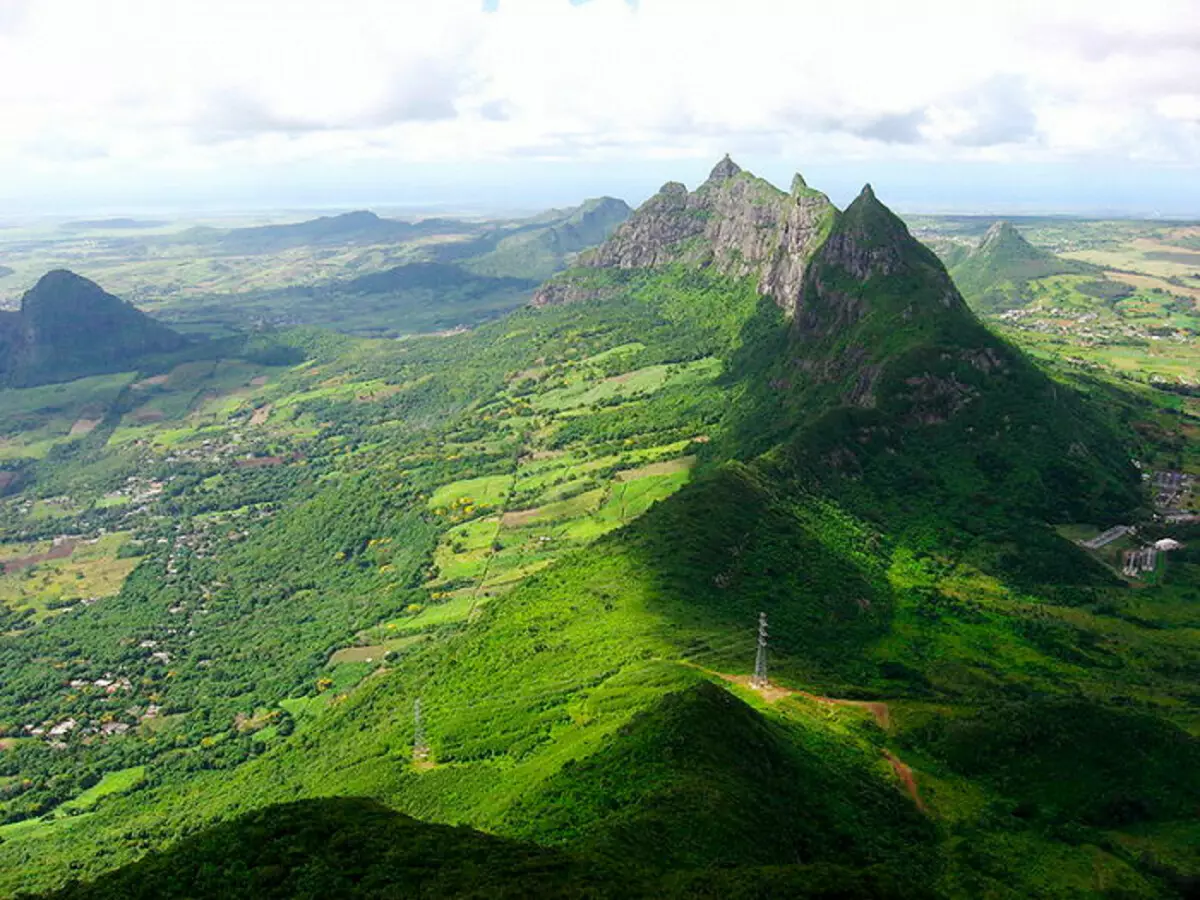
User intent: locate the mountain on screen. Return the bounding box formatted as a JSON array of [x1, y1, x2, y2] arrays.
[[343, 261, 535, 296], [0, 265, 14, 279], [733, 187, 1141, 535], [462, 196, 633, 280], [532, 156, 836, 309], [0, 270, 186, 387], [4, 161, 1189, 900], [173, 211, 464, 254], [949, 220, 1092, 312], [59, 218, 169, 232]]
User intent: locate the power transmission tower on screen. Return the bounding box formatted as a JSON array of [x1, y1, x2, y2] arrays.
[[412, 698, 430, 763], [751, 612, 768, 688]]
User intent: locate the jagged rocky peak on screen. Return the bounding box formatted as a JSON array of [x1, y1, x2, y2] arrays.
[[795, 184, 968, 338], [533, 157, 836, 311], [814, 184, 921, 279], [703, 153, 743, 185]]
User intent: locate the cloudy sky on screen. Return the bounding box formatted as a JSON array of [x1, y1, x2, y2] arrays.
[[0, 0, 1198, 216]]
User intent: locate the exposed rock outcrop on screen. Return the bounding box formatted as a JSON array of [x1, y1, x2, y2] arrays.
[[532, 156, 836, 313], [794, 185, 968, 341]]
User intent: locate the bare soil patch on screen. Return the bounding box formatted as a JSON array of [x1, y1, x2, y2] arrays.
[[249, 375, 269, 387], [884, 751, 926, 812], [69, 418, 101, 436], [249, 404, 272, 426], [131, 374, 168, 390], [615, 456, 695, 482], [131, 407, 165, 424], [708, 668, 923, 810], [234, 455, 286, 469], [501, 507, 542, 527], [329, 645, 387, 664], [2, 539, 77, 575]]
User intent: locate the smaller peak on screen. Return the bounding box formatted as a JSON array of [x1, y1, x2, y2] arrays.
[[705, 154, 742, 184], [790, 173, 810, 194], [978, 221, 1031, 251], [29, 269, 103, 296], [983, 220, 1019, 239], [858, 183, 877, 202], [330, 210, 380, 223], [655, 181, 689, 198]]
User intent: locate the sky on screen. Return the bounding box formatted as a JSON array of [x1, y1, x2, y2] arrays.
[[0, 0, 1198, 218]]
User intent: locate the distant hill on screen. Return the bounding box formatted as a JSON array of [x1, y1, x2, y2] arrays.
[[60, 218, 169, 231], [0, 265, 13, 279], [343, 261, 535, 296], [949, 221, 1093, 312], [0, 270, 186, 387], [172, 211, 466, 254], [465, 196, 633, 280]]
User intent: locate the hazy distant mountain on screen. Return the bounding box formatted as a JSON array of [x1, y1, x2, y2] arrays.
[[60, 218, 170, 231], [0, 270, 186, 386], [0, 265, 13, 279], [172, 211, 466, 254], [464, 196, 633, 280]]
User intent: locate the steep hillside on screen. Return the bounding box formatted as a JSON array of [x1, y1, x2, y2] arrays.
[[731, 188, 1141, 535], [0, 270, 186, 387], [466, 197, 632, 280], [950, 221, 1092, 312], [39, 798, 621, 900]]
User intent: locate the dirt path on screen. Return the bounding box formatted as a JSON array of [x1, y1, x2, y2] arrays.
[[884, 750, 926, 812], [703, 668, 924, 812]]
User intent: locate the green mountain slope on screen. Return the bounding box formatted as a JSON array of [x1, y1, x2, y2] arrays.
[[465, 197, 632, 280], [2, 161, 1195, 900], [0, 270, 186, 387], [950, 221, 1092, 312], [733, 188, 1142, 537], [38, 798, 618, 900]]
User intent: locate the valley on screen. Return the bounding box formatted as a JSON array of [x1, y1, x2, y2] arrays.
[[0, 161, 1197, 899]]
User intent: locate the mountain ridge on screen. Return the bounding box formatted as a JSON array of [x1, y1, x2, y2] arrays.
[[532, 156, 836, 311]]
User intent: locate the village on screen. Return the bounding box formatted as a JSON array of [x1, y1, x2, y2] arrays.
[[1075, 468, 1193, 579]]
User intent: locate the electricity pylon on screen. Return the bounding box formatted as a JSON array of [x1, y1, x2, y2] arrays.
[[412, 698, 430, 762], [751, 612, 768, 688]]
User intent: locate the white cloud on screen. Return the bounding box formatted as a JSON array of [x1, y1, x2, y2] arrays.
[[0, 0, 1196, 205]]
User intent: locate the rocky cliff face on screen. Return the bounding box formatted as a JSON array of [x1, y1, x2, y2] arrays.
[[777, 185, 1001, 412], [532, 156, 836, 313]]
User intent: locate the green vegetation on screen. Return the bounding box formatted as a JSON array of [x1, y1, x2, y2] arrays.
[[0, 165, 1197, 899], [949, 221, 1094, 312], [0, 271, 185, 388]]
